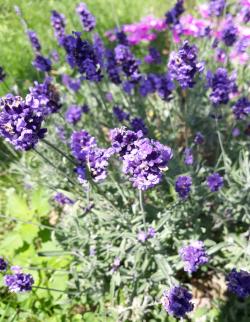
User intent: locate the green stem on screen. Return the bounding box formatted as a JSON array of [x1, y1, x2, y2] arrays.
[[139, 190, 146, 231], [32, 285, 80, 295]]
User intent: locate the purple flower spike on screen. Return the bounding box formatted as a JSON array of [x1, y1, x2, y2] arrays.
[[4, 271, 34, 293], [54, 192, 74, 205], [194, 132, 204, 145], [162, 286, 194, 318], [32, 55, 52, 72], [76, 2, 96, 32], [65, 105, 82, 125], [175, 175, 192, 199], [168, 40, 204, 89], [226, 268, 250, 298], [51, 10, 66, 45], [27, 30, 41, 53], [206, 172, 224, 192], [232, 97, 250, 120], [184, 148, 193, 165], [165, 0, 185, 26], [179, 241, 208, 273], [0, 257, 8, 271], [208, 0, 226, 17]]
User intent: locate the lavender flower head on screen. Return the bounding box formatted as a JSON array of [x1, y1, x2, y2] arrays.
[[51, 10, 66, 45], [208, 0, 226, 17], [65, 105, 82, 124], [62, 74, 81, 92], [105, 49, 121, 85], [88, 147, 114, 182], [0, 257, 8, 271], [32, 55, 52, 72], [194, 132, 204, 145], [168, 40, 204, 89], [54, 192, 74, 205], [221, 16, 238, 47], [71, 130, 97, 162], [144, 47, 161, 64], [162, 286, 194, 318], [157, 74, 174, 101], [226, 268, 250, 298], [207, 172, 224, 192], [179, 241, 208, 273], [137, 227, 156, 242], [27, 30, 41, 53], [207, 68, 235, 106], [26, 78, 61, 116], [165, 0, 185, 26], [0, 94, 47, 150], [232, 97, 250, 120], [76, 3, 96, 32], [130, 117, 148, 135], [184, 148, 193, 165], [113, 106, 130, 122], [175, 175, 192, 199], [4, 267, 34, 293]]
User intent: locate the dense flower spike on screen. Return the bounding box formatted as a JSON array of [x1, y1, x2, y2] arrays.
[[113, 106, 130, 122], [54, 192, 74, 205], [194, 132, 204, 145], [71, 130, 97, 162], [62, 32, 102, 81], [144, 47, 162, 64], [114, 45, 141, 82], [121, 136, 173, 190], [221, 16, 238, 47], [76, 3, 96, 32], [207, 68, 236, 106], [4, 267, 34, 293], [32, 55, 52, 72], [88, 147, 114, 182], [51, 10, 66, 45], [179, 241, 208, 273], [115, 29, 129, 45], [207, 173, 224, 192], [232, 97, 250, 120], [27, 30, 41, 53], [208, 0, 226, 17], [0, 257, 8, 271], [130, 117, 148, 135], [0, 66, 6, 82], [157, 74, 174, 101], [65, 105, 82, 124], [168, 40, 204, 89], [0, 94, 47, 150], [184, 148, 193, 165], [105, 49, 122, 85], [226, 268, 250, 298], [165, 0, 185, 26], [162, 286, 194, 318], [27, 78, 61, 116], [175, 175, 192, 199], [93, 33, 105, 67], [62, 74, 81, 92]]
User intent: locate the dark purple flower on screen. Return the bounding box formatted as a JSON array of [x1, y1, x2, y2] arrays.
[[65, 105, 82, 124], [206, 172, 224, 192], [88, 147, 114, 182], [168, 40, 204, 89], [27, 78, 61, 116], [123, 81, 135, 94], [75, 165, 87, 184], [175, 175, 192, 199], [62, 74, 81, 92], [27, 30, 41, 53], [116, 29, 129, 45], [207, 68, 236, 106], [157, 74, 174, 101], [208, 0, 226, 17], [122, 137, 173, 190], [0, 66, 6, 83], [165, 0, 185, 26], [76, 2, 96, 32], [242, 7, 250, 23], [0, 257, 8, 271], [71, 130, 97, 162], [62, 33, 102, 82], [4, 269, 34, 293], [105, 49, 121, 85], [54, 192, 74, 205], [0, 94, 47, 150], [82, 104, 89, 113], [144, 47, 161, 64], [113, 106, 130, 122], [51, 10, 66, 45], [139, 74, 160, 97], [114, 45, 141, 83], [32, 55, 52, 72], [221, 16, 238, 47], [232, 97, 250, 120], [130, 117, 148, 135], [162, 286, 194, 318], [226, 268, 250, 298], [184, 148, 193, 165], [179, 241, 208, 273], [93, 33, 105, 67], [194, 132, 204, 145]]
